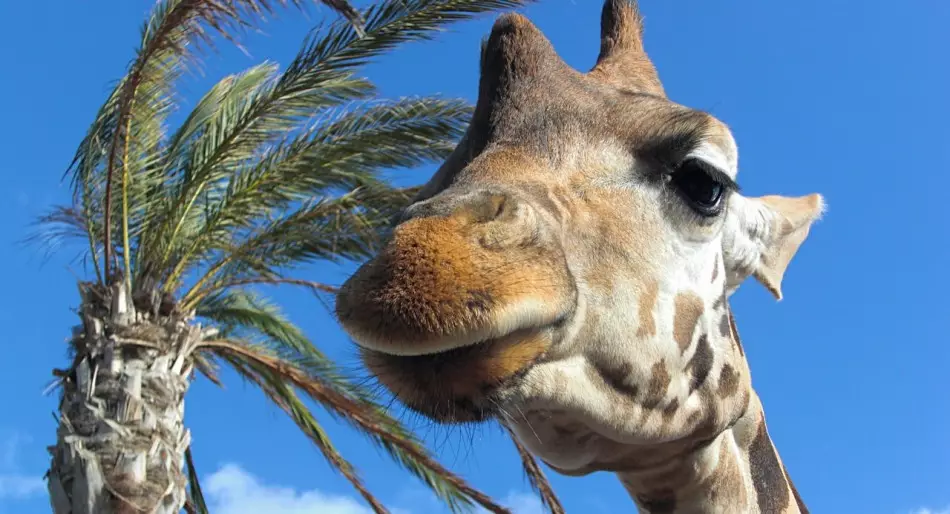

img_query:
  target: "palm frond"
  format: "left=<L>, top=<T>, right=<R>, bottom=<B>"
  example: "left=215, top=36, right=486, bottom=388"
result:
left=139, top=63, right=376, bottom=284
left=506, top=426, right=565, bottom=514
left=27, top=206, right=95, bottom=261
left=63, top=0, right=370, bottom=285
left=151, top=94, right=465, bottom=294
left=295, top=97, right=473, bottom=173
left=291, top=0, right=533, bottom=79
left=179, top=185, right=414, bottom=309
left=199, top=338, right=513, bottom=514
left=201, top=277, right=338, bottom=296
left=195, top=288, right=330, bottom=360
left=184, top=447, right=210, bottom=514
left=193, top=288, right=375, bottom=403
left=193, top=351, right=224, bottom=387
left=163, top=97, right=466, bottom=297
left=316, top=0, right=365, bottom=33
left=225, top=354, right=389, bottom=513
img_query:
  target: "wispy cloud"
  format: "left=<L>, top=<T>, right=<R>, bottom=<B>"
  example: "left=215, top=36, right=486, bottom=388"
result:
left=0, top=475, right=44, bottom=500
left=206, top=464, right=374, bottom=514
left=0, top=431, right=44, bottom=501
left=490, top=492, right=545, bottom=514
left=205, top=463, right=545, bottom=514
left=909, top=508, right=950, bottom=514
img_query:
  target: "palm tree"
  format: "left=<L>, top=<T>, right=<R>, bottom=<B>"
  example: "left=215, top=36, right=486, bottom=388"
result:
left=30, top=1, right=566, bottom=513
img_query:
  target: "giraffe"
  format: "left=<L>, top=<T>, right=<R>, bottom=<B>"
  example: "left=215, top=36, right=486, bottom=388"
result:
left=335, top=1, right=823, bottom=512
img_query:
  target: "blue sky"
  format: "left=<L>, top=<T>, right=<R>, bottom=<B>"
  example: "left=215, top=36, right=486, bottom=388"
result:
left=1, top=1, right=948, bottom=513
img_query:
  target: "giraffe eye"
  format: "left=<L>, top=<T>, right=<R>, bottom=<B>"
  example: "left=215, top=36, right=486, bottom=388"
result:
left=670, top=158, right=728, bottom=216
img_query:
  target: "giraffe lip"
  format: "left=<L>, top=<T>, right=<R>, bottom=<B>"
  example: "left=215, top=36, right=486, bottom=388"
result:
left=354, top=284, right=578, bottom=423
left=343, top=303, right=573, bottom=358
left=337, top=255, right=580, bottom=359
left=360, top=324, right=559, bottom=423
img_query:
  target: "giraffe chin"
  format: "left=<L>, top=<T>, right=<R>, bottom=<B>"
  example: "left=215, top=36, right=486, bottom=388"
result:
left=360, top=327, right=553, bottom=423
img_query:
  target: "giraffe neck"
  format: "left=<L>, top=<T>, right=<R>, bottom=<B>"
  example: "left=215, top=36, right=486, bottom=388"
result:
left=617, top=394, right=808, bottom=514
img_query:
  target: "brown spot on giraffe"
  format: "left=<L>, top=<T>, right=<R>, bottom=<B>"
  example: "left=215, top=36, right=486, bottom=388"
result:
left=738, top=389, right=752, bottom=418
left=686, top=410, right=701, bottom=427
left=719, top=313, right=731, bottom=338
left=636, top=281, right=659, bottom=337
left=700, top=436, right=749, bottom=511
left=712, top=291, right=726, bottom=311
left=718, top=363, right=739, bottom=398
left=749, top=420, right=791, bottom=512
left=642, top=360, right=671, bottom=409
left=692, top=392, right=723, bottom=440
left=686, top=334, right=714, bottom=393
left=600, top=362, right=640, bottom=398
left=673, top=292, right=704, bottom=353
left=661, top=397, right=679, bottom=422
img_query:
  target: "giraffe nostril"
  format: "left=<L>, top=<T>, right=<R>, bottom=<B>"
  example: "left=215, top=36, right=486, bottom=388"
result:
left=396, top=190, right=520, bottom=226
left=491, top=194, right=508, bottom=219
left=470, top=192, right=516, bottom=223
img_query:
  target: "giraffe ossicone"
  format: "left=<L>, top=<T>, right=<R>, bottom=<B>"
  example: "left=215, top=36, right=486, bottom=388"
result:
left=337, top=1, right=822, bottom=512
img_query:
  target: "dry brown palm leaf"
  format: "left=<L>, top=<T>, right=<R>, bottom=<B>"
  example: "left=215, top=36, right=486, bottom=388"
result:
left=200, top=338, right=514, bottom=513
left=226, top=355, right=389, bottom=513
left=505, top=426, right=565, bottom=514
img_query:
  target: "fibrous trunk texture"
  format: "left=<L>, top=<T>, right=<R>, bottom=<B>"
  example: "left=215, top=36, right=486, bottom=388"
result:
left=47, top=282, right=202, bottom=514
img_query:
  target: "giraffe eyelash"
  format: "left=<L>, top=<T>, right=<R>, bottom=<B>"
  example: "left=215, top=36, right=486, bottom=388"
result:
left=668, top=157, right=740, bottom=193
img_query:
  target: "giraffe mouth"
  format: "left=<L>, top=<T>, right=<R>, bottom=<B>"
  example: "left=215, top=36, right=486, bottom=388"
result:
left=359, top=321, right=565, bottom=423
left=334, top=203, right=578, bottom=422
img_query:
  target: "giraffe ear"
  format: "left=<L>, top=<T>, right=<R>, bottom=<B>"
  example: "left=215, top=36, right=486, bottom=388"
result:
left=722, top=193, right=825, bottom=300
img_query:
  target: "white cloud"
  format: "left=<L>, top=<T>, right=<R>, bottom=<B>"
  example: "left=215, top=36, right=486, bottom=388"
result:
left=0, top=475, right=44, bottom=499
left=496, top=492, right=545, bottom=514
left=0, top=432, right=44, bottom=501
left=910, top=508, right=950, bottom=514
left=206, top=464, right=374, bottom=514
left=0, top=433, right=27, bottom=469
left=206, top=463, right=545, bottom=514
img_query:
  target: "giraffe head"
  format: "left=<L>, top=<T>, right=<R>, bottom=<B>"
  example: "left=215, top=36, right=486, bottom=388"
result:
left=337, top=0, right=823, bottom=475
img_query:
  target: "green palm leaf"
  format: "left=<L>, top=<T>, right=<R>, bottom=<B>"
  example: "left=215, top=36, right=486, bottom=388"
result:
left=153, top=95, right=464, bottom=293
left=65, top=0, right=368, bottom=286
left=194, top=289, right=357, bottom=395
left=294, top=0, right=531, bottom=75
left=140, top=64, right=376, bottom=283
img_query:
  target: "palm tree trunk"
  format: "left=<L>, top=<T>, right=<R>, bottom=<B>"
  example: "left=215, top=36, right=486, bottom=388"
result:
left=47, top=282, right=202, bottom=514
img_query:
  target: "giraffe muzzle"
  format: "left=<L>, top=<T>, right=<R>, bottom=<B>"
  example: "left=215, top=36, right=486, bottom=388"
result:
left=335, top=188, right=577, bottom=421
